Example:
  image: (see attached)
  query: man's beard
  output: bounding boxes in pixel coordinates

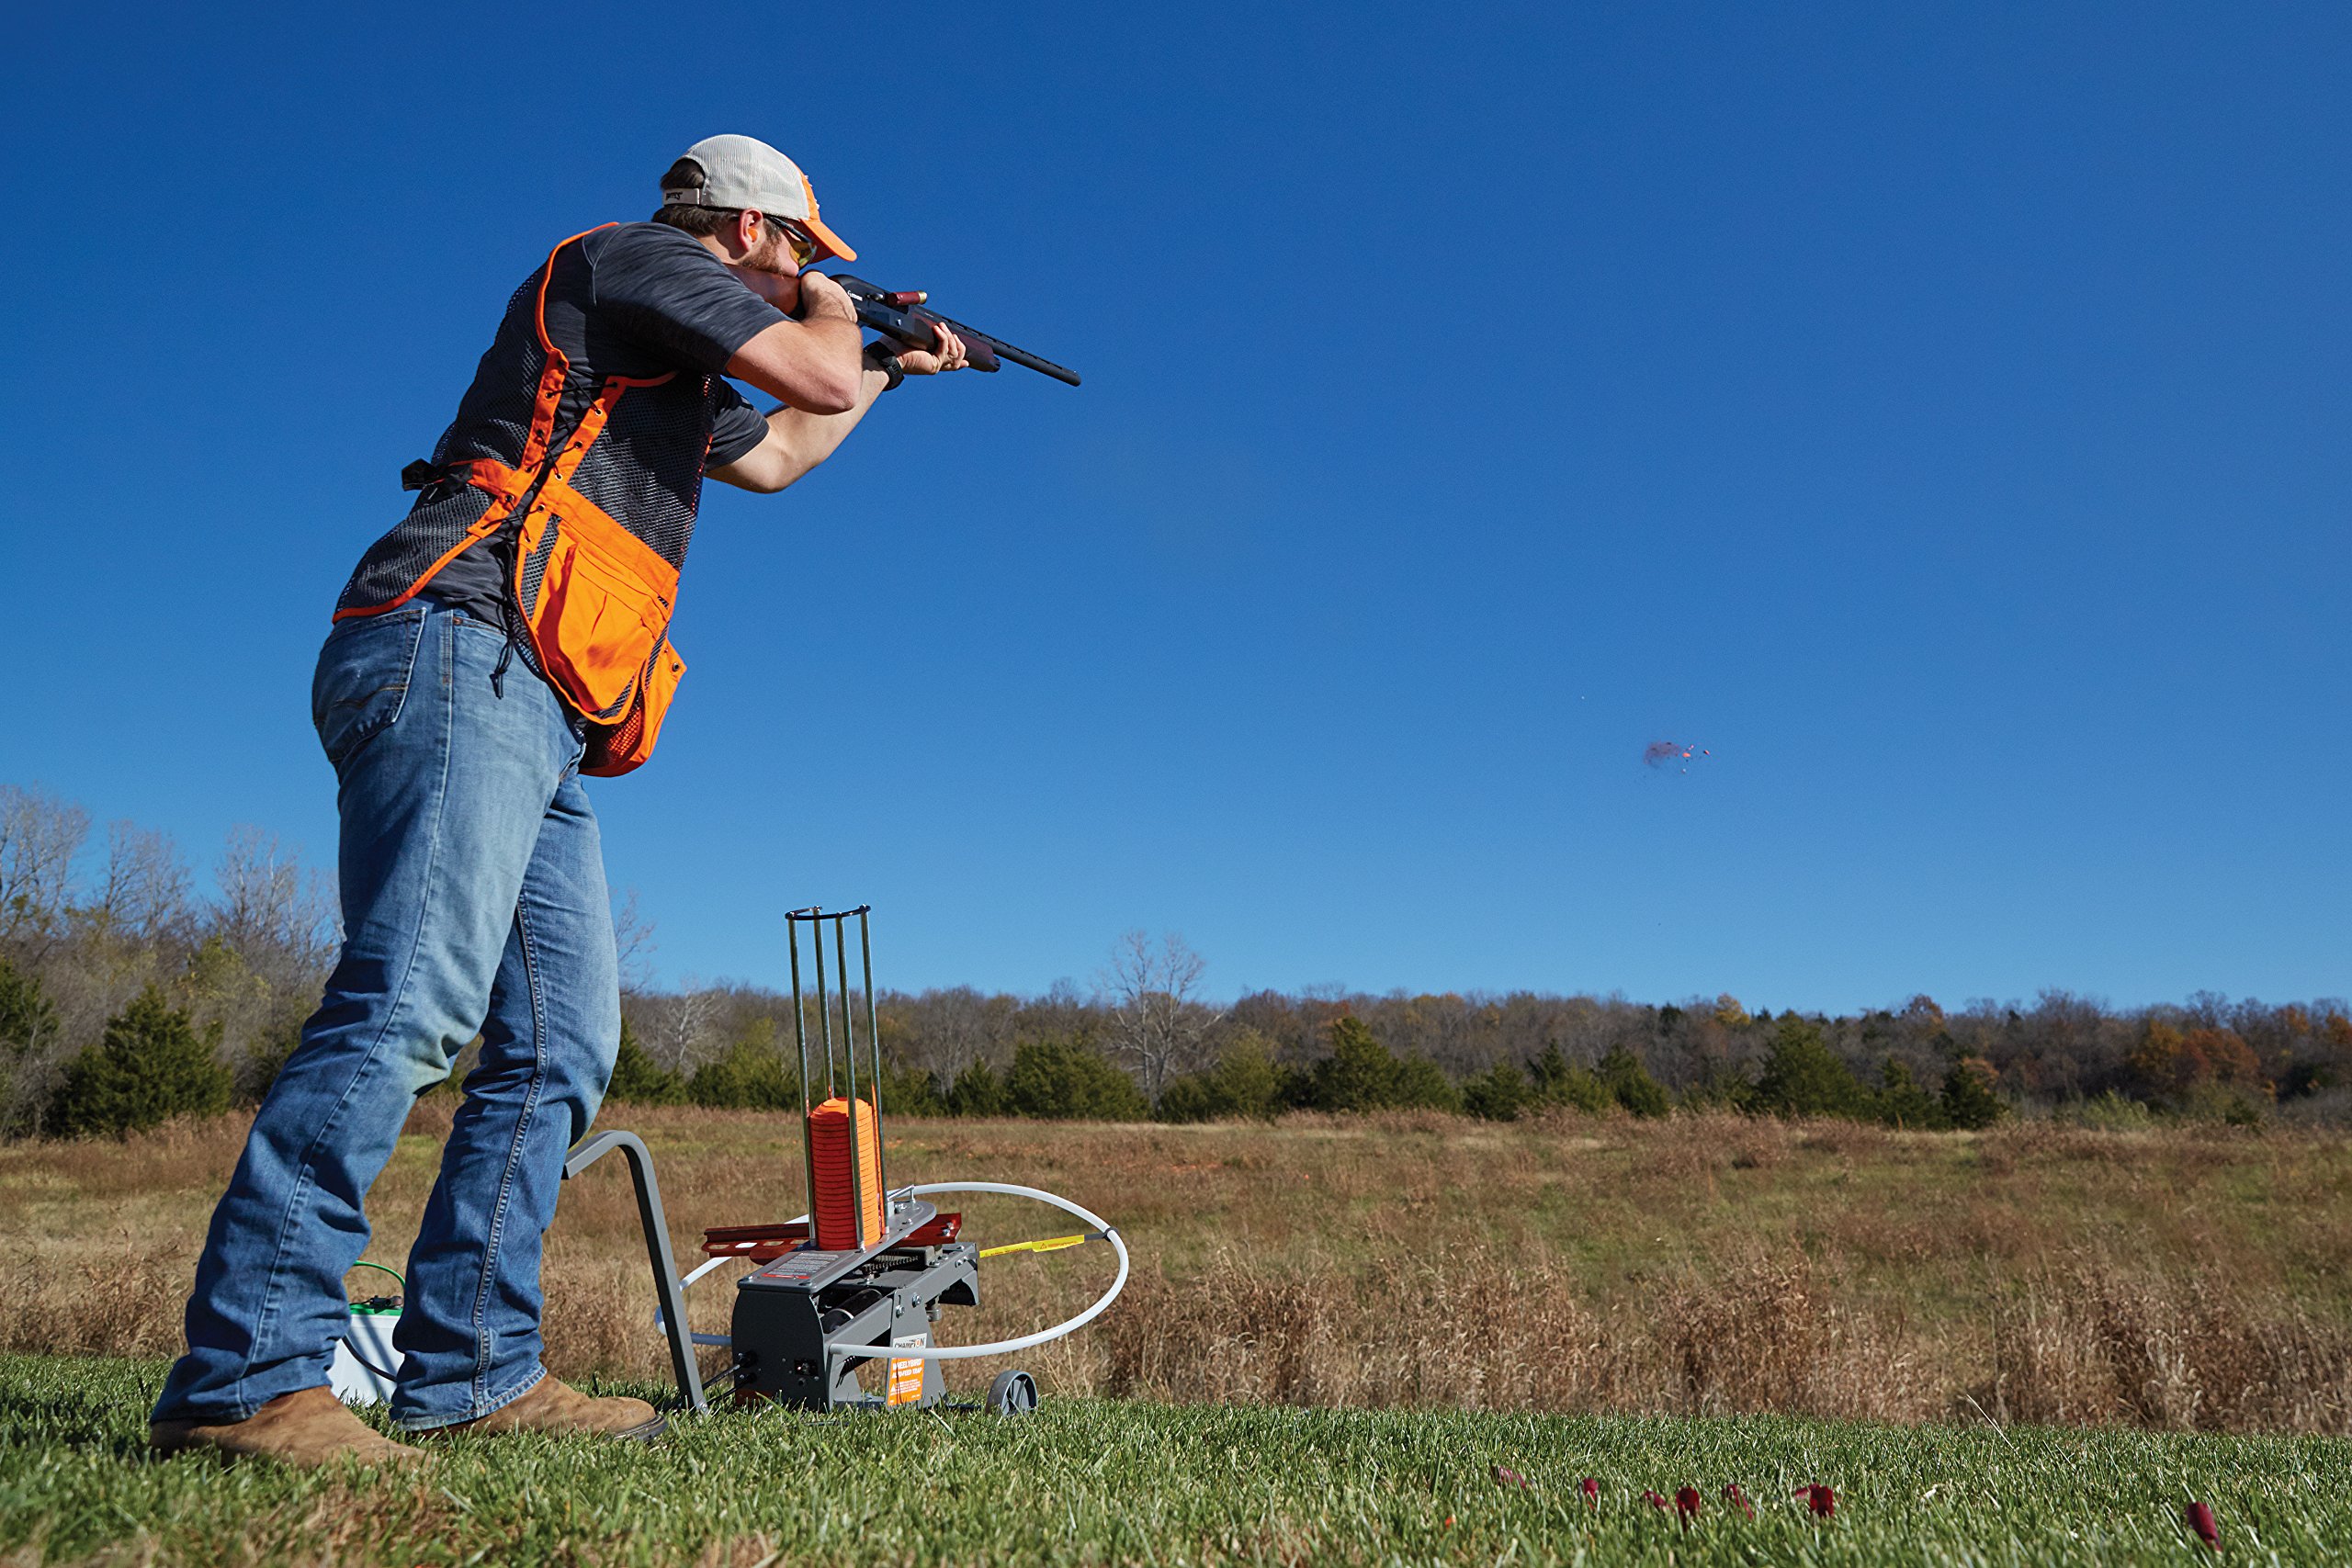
[747,230,802,277]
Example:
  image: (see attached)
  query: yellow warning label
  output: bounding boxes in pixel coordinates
[887,1335,926,1405]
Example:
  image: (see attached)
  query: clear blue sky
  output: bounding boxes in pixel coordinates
[3,2,2345,1012]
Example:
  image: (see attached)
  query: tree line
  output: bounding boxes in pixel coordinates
[5,782,2346,1138]
[601,985,2178,1134]
[0,784,332,1137]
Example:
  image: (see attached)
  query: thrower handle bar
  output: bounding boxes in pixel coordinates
[561,1130,709,1415]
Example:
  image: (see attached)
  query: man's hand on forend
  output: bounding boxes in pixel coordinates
[891,321,970,377]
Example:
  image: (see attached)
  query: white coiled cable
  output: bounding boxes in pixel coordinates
[664,1180,1128,1364]
[826,1181,1127,1362]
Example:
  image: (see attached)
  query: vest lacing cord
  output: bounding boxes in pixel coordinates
[391,455,525,695]
[490,605,517,699]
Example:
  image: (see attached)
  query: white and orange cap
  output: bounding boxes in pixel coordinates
[662,133,855,262]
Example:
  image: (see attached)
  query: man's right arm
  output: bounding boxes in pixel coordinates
[707,316,970,494]
[721,272,864,416]
[594,226,864,416]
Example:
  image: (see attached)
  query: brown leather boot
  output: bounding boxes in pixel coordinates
[150,1386,427,1468]
[429,1376,664,1442]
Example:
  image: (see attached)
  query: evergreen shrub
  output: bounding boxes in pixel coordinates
[606,1021,684,1105]
[1157,1032,1284,1122]
[1597,1044,1671,1118]
[946,1059,1011,1117]
[47,986,232,1137]
[1525,1043,1613,1113]
[1939,1056,2006,1129]
[1746,1018,1867,1119]
[1005,1039,1149,1121]
[688,1037,797,1111]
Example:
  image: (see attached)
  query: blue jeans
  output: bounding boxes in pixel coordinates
[153,599,621,1430]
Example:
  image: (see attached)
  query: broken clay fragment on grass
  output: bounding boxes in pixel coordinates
[1675,1486,1701,1527]
[1724,1483,1755,1518]
[1796,1483,1837,1518]
[1579,1476,1600,1506]
[1490,1464,1530,1489]
[2186,1501,2220,1550]
[1644,1489,1669,1510]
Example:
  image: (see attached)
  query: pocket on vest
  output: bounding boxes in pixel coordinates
[514,483,679,720]
[582,637,685,779]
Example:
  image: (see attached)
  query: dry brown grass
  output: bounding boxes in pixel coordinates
[5,1106,2349,1432]
[1982,1255,2352,1432]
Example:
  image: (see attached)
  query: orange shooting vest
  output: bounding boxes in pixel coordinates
[336,226,697,777]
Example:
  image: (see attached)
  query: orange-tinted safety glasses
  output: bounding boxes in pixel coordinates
[762,213,820,268]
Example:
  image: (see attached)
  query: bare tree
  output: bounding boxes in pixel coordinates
[611,886,658,995]
[213,827,336,971]
[1097,931,1224,1102]
[95,821,191,942]
[0,784,91,948]
[644,981,721,1073]
[898,985,1019,1078]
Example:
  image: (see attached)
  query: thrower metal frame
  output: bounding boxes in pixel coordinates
[787,905,888,1247]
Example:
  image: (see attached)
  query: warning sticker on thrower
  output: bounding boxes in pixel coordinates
[887,1334,927,1405]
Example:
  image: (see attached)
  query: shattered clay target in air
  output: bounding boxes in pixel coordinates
[1643,740,1713,775]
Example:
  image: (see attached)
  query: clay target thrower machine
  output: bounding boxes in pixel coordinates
[563,904,1127,1416]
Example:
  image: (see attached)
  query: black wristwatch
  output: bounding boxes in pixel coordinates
[864,341,905,391]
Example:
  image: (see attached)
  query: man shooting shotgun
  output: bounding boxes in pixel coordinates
[149,133,1060,1468]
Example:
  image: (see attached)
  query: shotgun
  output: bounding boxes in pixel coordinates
[831,274,1081,387]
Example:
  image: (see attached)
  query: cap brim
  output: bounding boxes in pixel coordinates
[802,212,855,263]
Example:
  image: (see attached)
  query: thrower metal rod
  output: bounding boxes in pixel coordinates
[812,909,835,1098]
[861,908,888,1209]
[833,914,867,1246]
[787,918,812,1114]
[834,916,857,1107]
[787,914,818,1239]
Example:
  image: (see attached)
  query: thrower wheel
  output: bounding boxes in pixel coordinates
[986,1370,1038,1416]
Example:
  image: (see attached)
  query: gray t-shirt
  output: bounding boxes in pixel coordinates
[421,222,777,625]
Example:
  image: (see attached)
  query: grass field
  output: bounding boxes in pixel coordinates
[6,1354,2347,1566]
[6,1108,2349,1431]
[5,1112,2350,1562]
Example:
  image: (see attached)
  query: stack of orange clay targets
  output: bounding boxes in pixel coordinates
[806,1093,883,1249]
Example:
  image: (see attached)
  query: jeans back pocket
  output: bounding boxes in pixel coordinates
[313,606,429,766]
